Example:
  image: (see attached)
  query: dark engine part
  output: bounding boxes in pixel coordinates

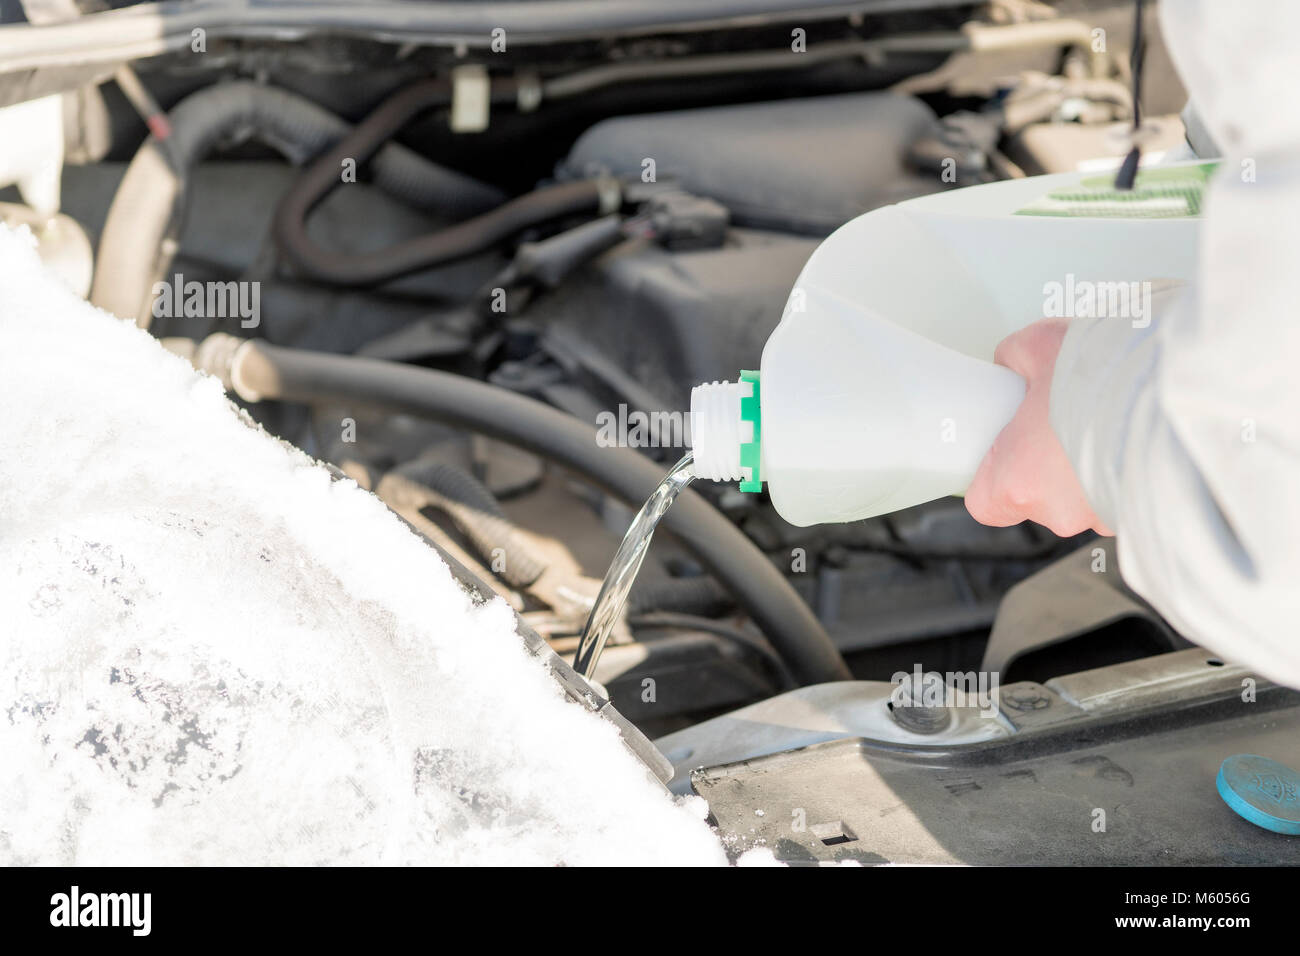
[273,78,619,287]
[558,91,945,236]
[529,229,819,413]
[525,92,951,412]
[89,80,506,326]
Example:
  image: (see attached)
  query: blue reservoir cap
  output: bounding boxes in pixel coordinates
[1217,754,1300,835]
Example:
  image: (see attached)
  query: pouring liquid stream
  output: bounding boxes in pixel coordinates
[573,453,696,680]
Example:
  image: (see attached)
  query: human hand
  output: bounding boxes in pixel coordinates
[964,319,1113,537]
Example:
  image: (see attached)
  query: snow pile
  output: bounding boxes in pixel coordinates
[0,226,724,866]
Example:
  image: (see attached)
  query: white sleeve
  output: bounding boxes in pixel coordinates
[1048,0,1300,688]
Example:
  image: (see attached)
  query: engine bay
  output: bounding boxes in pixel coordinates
[5,0,1290,866]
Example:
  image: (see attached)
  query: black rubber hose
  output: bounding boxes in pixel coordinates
[380,460,549,589]
[225,339,851,686]
[271,78,617,287]
[627,575,733,618]
[89,80,505,326]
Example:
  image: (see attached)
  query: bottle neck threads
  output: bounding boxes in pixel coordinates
[690,379,753,484]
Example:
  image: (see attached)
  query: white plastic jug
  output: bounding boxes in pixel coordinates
[691,163,1204,527]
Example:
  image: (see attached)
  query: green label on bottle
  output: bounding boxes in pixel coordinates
[1015,160,1220,219]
